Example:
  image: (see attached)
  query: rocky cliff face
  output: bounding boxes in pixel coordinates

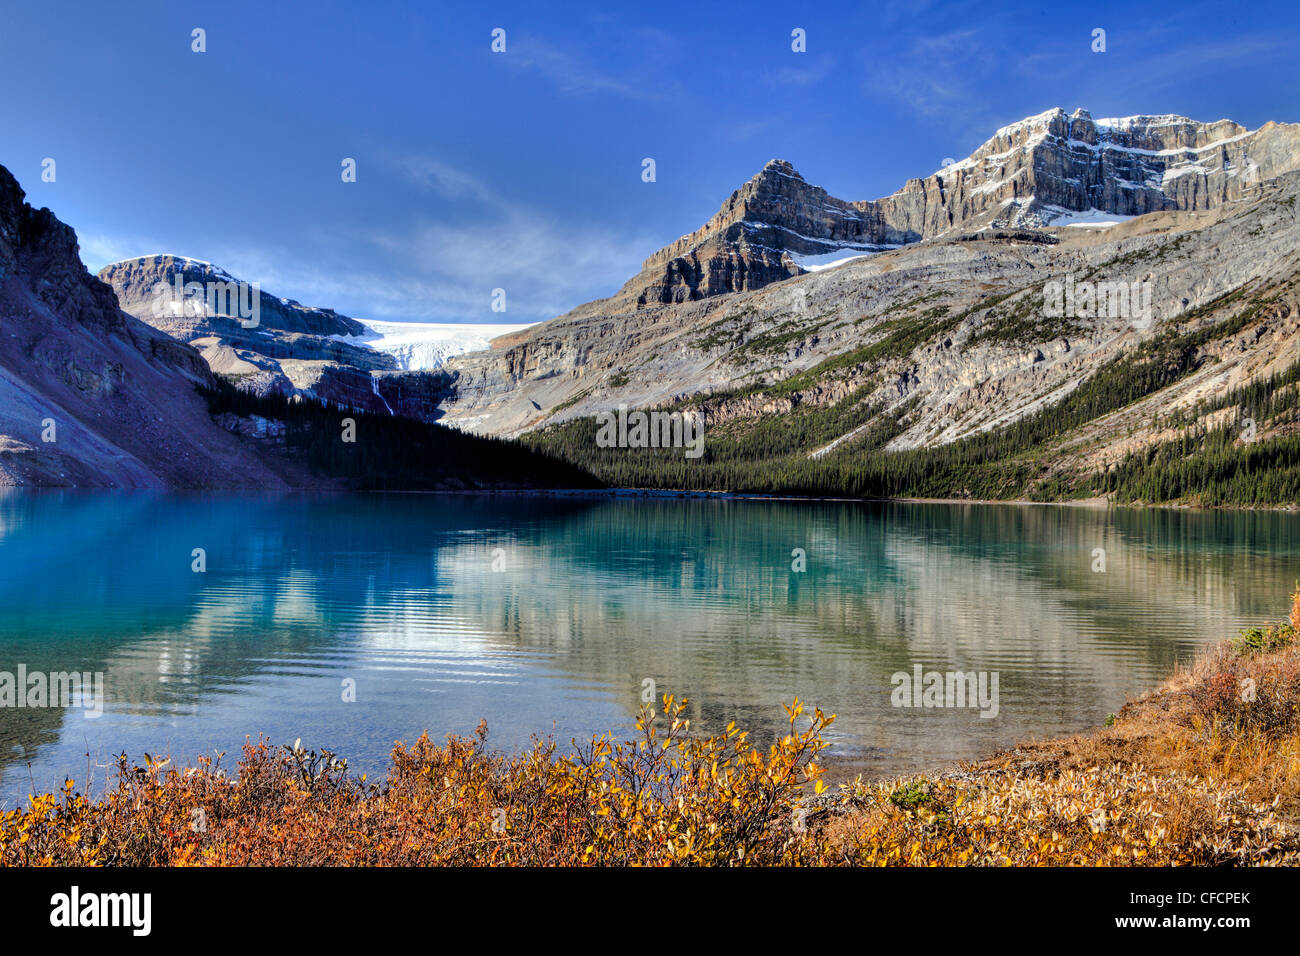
[611,109,1300,309]
[375,370,455,421]
[624,159,897,306]
[0,165,291,488]
[917,108,1300,230]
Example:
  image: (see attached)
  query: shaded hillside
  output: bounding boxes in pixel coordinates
[0,164,290,488]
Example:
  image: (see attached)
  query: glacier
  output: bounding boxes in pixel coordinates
[340,320,535,371]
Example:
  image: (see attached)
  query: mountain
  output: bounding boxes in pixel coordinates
[430,108,1300,505]
[98,255,405,415]
[100,254,371,338]
[98,257,530,421]
[609,108,1300,309]
[0,167,291,488]
[0,164,599,491]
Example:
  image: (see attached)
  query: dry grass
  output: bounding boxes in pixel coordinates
[3,592,1300,866]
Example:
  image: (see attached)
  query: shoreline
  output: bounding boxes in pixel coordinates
[13,484,1298,513]
[386,485,1300,513]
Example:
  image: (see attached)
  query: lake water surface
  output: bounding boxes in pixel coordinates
[1,490,1297,806]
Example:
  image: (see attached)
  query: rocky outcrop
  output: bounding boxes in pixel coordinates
[100,256,394,371]
[604,161,877,308]
[917,108,1300,230]
[376,370,455,421]
[624,159,897,306]
[0,165,291,488]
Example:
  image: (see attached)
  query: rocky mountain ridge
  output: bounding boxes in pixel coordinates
[37,104,1300,501]
[98,255,464,420]
[608,108,1300,309]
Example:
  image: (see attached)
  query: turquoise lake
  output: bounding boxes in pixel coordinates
[0,490,1297,806]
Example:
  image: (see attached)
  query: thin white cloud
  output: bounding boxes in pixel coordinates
[866,8,1295,137]
[80,233,168,273]
[364,156,653,320]
[391,155,496,203]
[768,55,837,89]
[863,28,988,119]
[720,116,786,143]
[504,37,664,101]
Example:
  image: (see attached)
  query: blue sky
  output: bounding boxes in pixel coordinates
[2,0,1296,324]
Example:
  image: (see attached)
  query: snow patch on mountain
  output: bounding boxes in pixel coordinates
[993,198,1139,229]
[1045,206,1138,228]
[788,244,899,272]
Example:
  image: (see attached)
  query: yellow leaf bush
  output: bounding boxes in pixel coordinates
[1,696,836,866]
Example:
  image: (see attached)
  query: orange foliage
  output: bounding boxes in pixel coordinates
[0,696,834,866]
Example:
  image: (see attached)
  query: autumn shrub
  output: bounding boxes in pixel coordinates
[1191,586,1300,736]
[1233,583,1299,655]
[815,588,1300,866]
[0,697,835,867]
